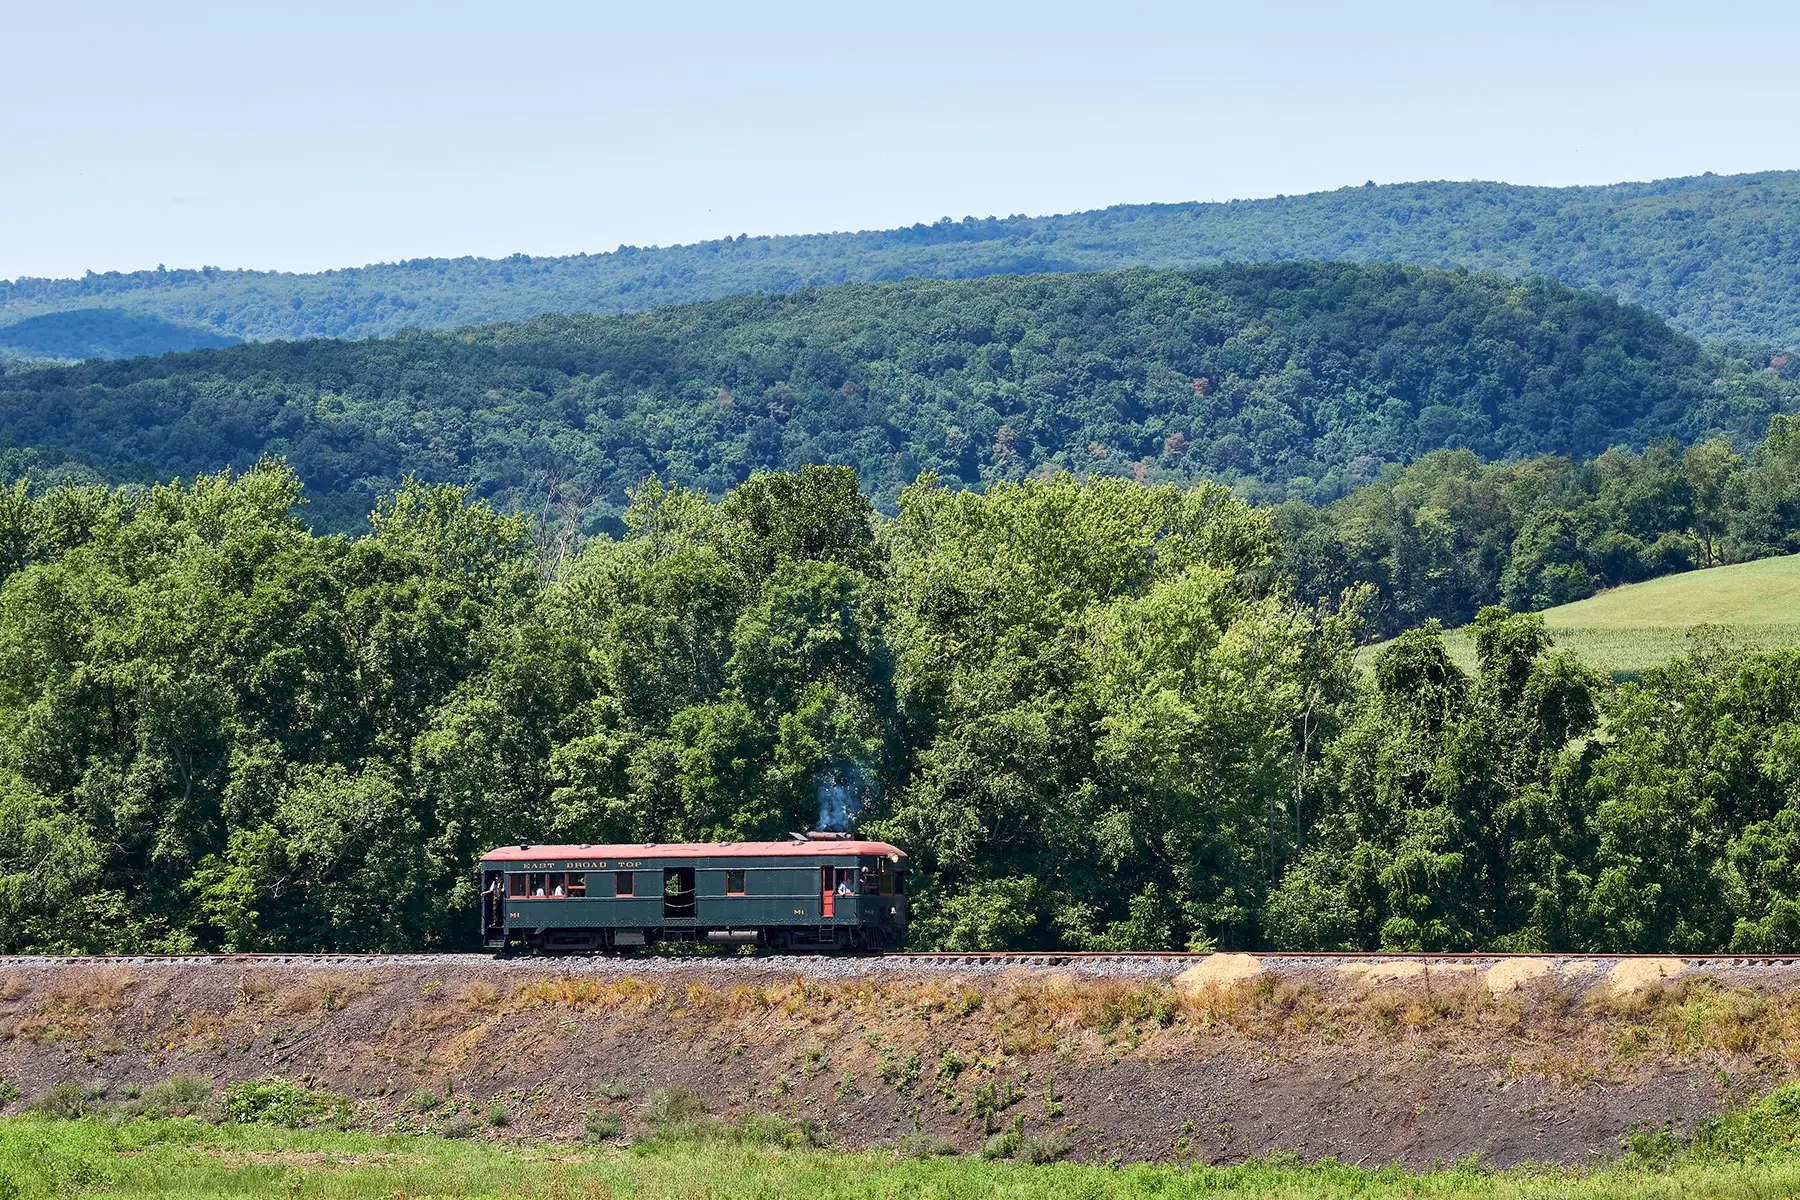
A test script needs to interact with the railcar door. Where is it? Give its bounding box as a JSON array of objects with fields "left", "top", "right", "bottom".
[
  {"left": 482, "top": 870, "right": 504, "bottom": 932},
  {"left": 820, "top": 866, "right": 833, "bottom": 918}
]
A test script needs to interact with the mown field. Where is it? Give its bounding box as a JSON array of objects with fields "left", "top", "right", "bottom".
[
  {"left": 5, "top": 1116, "right": 1800, "bottom": 1200},
  {"left": 1408, "top": 554, "right": 1800, "bottom": 679}
]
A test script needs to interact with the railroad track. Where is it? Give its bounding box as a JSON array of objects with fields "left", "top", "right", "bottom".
[{"left": 4, "top": 951, "right": 1800, "bottom": 967}]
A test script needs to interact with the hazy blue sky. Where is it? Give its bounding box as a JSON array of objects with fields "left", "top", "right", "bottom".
[{"left": 5, "top": 0, "right": 1796, "bottom": 280}]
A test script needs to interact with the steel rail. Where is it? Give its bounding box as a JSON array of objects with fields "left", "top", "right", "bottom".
[{"left": 3, "top": 951, "right": 1800, "bottom": 967}]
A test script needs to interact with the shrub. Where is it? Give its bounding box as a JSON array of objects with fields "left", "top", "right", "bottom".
[
  {"left": 0, "top": 1079, "right": 18, "bottom": 1107},
  {"left": 221, "top": 1077, "right": 349, "bottom": 1128},
  {"left": 441, "top": 1113, "right": 477, "bottom": 1139},
  {"left": 729, "top": 1114, "right": 828, "bottom": 1148},
  {"left": 971, "top": 1078, "right": 1025, "bottom": 1130},
  {"left": 1688, "top": 1083, "right": 1800, "bottom": 1162},
  {"left": 28, "top": 1082, "right": 88, "bottom": 1119},
  {"left": 133, "top": 1075, "right": 212, "bottom": 1117},
  {"left": 584, "top": 1112, "right": 622, "bottom": 1141},
  {"left": 643, "top": 1085, "right": 706, "bottom": 1129},
  {"left": 406, "top": 1086, "right": 447, "bottom": 1113},
  {"left": 980, "top": 1129, "right": 1020, "bottom": 1159},
  {"left": 876, "top": 1049, "right": 921, "bottom": 1088},
  {"left": 485, "top": 1103, "right": 510, "bottom": 1127},
  {"left": 1019, "top": 1131, "right": 1074, "bottom": 1164},
  {"left": 594, "top": 1076, "right": 629, "bottom": 1100},
  {"left": 898, "top": 1132, "right": 959, "bottom": 1158}
]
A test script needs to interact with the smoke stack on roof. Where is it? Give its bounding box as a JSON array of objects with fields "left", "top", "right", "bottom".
[{"left": 805, "top": 831, "right": 853, "bottom": 841}]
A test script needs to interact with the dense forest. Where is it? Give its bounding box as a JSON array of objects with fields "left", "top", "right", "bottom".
[
  {"left": 2, "top": 462, "right": 1799, "bottom": 955},
  {"left": 1286, "top": 414, "right": 1800, "bottom": 637},
  {"left": 4, "top": 171, "right": 1800, "bottom": 360},
  {"left": 0, "top": 264, "right": 1794, "bottom": 532}
]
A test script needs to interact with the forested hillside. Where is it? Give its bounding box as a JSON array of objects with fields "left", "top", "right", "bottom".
[
  {"left": 4, "top": 462, "right": 1800, "bottom": 956},
  {"left": 0, "top": 264, "right": 1793, "bottom": 529},
  {"left": 4, "top": 170, "right": 1800, "bottom": 359},
  {"left": 1282, "top": 413, "right": 1800, "bottom": 637}
]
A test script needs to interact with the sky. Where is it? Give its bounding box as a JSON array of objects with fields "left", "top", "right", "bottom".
[{"left": 4, "top": 0, "right": 1797, "bottom": 281}]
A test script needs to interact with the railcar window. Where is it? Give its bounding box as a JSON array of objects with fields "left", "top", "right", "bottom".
[
  {"left": 508, "top": 874, "right": 526, "bottom": 898},
  {"left": 615, "top": 871, "right": 634, "bottom": 897},
  {"left": 548, "top": 872, "right": 566, "bottom": 897},
  {"left": 726, "top": 869, "right": 745, "bottom": 895},
  {"left": 528, "top": 872, "right": 547, "bottom": 897},
  {"left": 567, "top": 872, "right": 586, "bottom": 897}
]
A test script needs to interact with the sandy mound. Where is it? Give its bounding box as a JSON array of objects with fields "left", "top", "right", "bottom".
[
  {"left": 1173, "top": 954, "right": 1266, "bottom": 994},
  {"left": 1597, "top": 957, "right": 1684, "bottom": 997},
  {"left": 1484, "top": 959, "right": 1554, "bottom": 993}
]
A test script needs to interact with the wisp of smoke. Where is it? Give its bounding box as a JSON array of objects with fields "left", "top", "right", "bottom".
[{"left": 815, "top": 769, "right": 863, "bottom": 832}]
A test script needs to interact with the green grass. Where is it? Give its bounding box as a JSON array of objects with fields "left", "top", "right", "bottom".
[
  {"left": 1386, "top": 555, "right": 1800, "bottom": 680},
  {"left": 6, "top": 1116, "right": 1800, "bottom": 1200}
]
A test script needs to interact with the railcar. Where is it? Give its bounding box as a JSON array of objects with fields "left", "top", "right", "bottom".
[{"left": 477, "top": 832, "right": 908, "bottom": 953}]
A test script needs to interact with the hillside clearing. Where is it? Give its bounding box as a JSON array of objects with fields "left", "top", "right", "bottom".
[{"left": 1390, "top": 554, "right": 1800, "bottom": 678}]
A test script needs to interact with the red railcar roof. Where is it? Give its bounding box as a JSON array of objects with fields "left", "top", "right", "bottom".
[{"left": 479, "top": 840, "right": 906, "bottom": 862}]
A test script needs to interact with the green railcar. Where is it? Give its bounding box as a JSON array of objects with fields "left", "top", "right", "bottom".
[{"left": 477, "top": 833, "right": 908, "bottom": 953}]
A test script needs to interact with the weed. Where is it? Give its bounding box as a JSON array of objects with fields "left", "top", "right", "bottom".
[
  {"left": 771, "top": 1074, "right": 793, "bottom": 1097},
  {"left": 981, "top": 1127, "right": 1021, "bottom": 1160},
  {"left": 485, "top": 1103, "right": 510, "bottom": 1127},
  {"left": 594, "top": 1075, "right": 629, "bottom": 1101},
  {"left": 802, "top": 1046, "right": 828, "bottom": 1075},
  {"left": 644, "top": 1085, "right": 707, "bottom": 1130},
  {"left": 834, "top": 1069, "right": 861, "bottom": 1101},
  {"left": 1019, "top": 1130, "right": 1075, "bottom": 1164},
  {"left": 28, "top": 1082, "right": 88, "bottom": 1119},
  {"left": 971, "top": 1077, "right": 1025, "bottom": 1132},
  {"left": 0, "top": 1079, "right": 17, "bottom": 1107},
  {"left": 441, "top": 1113, "right": 477, "bottom": 1139},
  {"left": 584, "top": 1112, "right": 622, "bottom": 1141},
  {"left": 222, "top": 1077, "right": 350, "bottom": 1128},
  {"left": 133, "top": 1074, "right": 211, "bottom": 1117},
  {"left": 877, "top": 1048, "right": 922, "bottom": 1089},
  {"left": 935, "top": 1049, "right": 969, "bottom": 1090},
  {"left": 897, "top": 1131, "right": 959, "bottom": 1158},
  {"left": 407, "top": 1085, "right": 449, "bottom": 1113}
]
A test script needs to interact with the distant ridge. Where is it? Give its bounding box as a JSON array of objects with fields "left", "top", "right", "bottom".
[
  {"left": 4, "top": 170, "right": 1799, "bottom": 359},
  {"left": 0, "top": 309, "right": 241, "bottom": 362},
  {"left": 2, "top": 263, "right": 1793, "bottom": 531}
]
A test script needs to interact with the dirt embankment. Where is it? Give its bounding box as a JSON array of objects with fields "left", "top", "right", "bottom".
[{"left": 0, "top": 956, "right": 1795, "bottom": 1167}]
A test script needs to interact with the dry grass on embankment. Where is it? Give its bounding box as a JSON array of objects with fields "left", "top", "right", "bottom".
[{"left": 1, "top": 958, "right": 1799, "bottom": 1168}]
